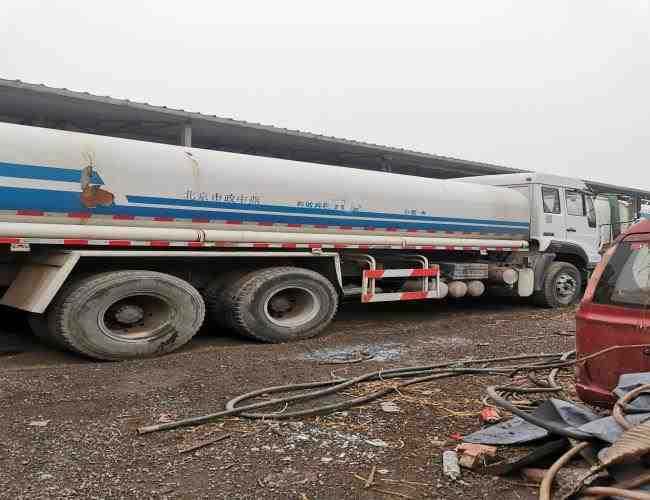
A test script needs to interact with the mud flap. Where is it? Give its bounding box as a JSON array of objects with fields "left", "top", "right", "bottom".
[{"left": 0, "top": 252, "right": 80, "bottom": 313}]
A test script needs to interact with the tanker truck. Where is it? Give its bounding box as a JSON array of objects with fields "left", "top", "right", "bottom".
[{"left": 0, "top": 122, "right": 628, "bottom": 360}]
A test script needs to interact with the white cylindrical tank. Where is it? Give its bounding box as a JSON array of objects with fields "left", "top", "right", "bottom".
[
  {"left": 467, "top": 280, "right": 486, "bottom": 297},
  {"left": 488, "top": 266, "right": 518, "bottom": 285},
  {"left": 0, "top": 122, "right": 530, "bottom": 245},
  {"left": 447, "top": 281, "right": 468, "bottom": 298}
]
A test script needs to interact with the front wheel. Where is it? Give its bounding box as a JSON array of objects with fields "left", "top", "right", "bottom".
[
  {"left": 222, "top": 267, "right": 339, "bottom": 343},
  {"left": 533, "top": 261, "right": 582, "bottom": 308}
]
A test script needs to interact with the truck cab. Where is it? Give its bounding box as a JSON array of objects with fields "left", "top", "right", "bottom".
[
  {"left": 461, "top": 173, "right": 602, "bottom": 268},
  {"left": 459, "top": 173, "right": 638, "bottom": 307}
]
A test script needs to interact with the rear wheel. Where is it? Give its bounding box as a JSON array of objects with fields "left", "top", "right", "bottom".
[
  {"left": 45, "top": 271, "right": 205, "bottom": 360},
  {"left": 203, "top": 270, "right": 249, "bottom": 333},
  {"left": 533, "top": 261, "right": 582, "bottom": 308},
  {"left": 222, "top": 266, "right": 338, "bottom": 343},
  {"left": 28, "top": 313, "right": 61, "bottom": 348}
]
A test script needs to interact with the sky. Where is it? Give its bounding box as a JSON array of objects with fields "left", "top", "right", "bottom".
[{"left": 1, "top": 0, "right": 649, "bottom": 189}]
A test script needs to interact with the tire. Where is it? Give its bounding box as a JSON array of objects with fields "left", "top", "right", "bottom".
[
  {"left": 533, "top": 261, "right": 582, "bottom": 308},
  {"left": 46, "top": 271, "right": 205, "bottom": 361},
  {"left": 221, "top": 266, "right": 339, "bottom": 343},
  {"left": 27, "top": 313, "right": 63, "bottom": 349},
  {"left": 203, "top": 270, "right": 249, "bottom": 332}
]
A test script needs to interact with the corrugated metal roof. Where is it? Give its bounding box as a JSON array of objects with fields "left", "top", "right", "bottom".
[
  {"left": 0, "top": 77, "right": 648, "bottom": 201},
  {"left": 0, "top": 77, "right": 523, "bottom": 177}
]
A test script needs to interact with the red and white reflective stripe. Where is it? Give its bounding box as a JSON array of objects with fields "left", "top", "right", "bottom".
[
  {"left": 0, "top": 237, "right": 526, "bottom": 252},
  {"left": 361, "top": 290, "right": 442, "bottom": 303},
  {"left": 363, "top": 267, "right": 440, "bottom": 279}
]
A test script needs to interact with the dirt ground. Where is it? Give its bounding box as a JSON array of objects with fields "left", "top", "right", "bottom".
[{"left": 0, "top": 297, "right": 578, "bottom": 499}]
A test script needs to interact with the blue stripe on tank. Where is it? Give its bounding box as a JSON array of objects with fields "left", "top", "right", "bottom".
[
  {"left": 0, "top": 161, "right": 104, "bottom": 185},
  {"left": 126, "top": 195, "right": 530, "bottom": 229},
  {"left": 0, "top": 186, "right": 529, "bottom": 236}
]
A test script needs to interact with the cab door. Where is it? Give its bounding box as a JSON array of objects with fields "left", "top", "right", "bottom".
[
  {"left": 538, "top": 185, "right": 565, "bottom": 241},
  {"left": 565, "top": 190, "right": 600, "bottom": 266}
]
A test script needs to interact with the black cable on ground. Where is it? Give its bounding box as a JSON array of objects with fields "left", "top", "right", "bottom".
[{"left": 138, "top": 352, "right": 568, "bottom": 434}]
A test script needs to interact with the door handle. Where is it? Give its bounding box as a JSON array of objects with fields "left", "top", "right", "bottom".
[{"left": 567, "top": 228, "right": 577, "bottom": 232}]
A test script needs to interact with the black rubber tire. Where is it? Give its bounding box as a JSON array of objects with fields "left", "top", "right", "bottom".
[
  {"left": 46, "top": 271, "right": 205, "bottom": 361},
  {"left": 27, "top": 313, "right": 63, "bottom": 349},
  {"left": 222, "top": 266, "right": 338, "bottom": 343},
  {"left": 533, "top": 261, "right": 582, "bottom": 308},
  {"left": 203, "top": 270, "right": 249, "bottom": 332}
]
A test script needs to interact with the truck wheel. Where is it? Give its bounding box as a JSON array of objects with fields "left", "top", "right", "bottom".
[
  {"left": 46, "top": 271, "right": 205, "bottom": 360},
  {"left": 222, "top": 266, "right": 338, "bottom": 343},
  {"left": 203, "top": 270, "right": 248, "bottom": 331},
  {"left": 27, "top": 313, "right": 62, "bottom": 348},
  {"left": 533, "top": 261, "right": 582, "bottom": 308}
]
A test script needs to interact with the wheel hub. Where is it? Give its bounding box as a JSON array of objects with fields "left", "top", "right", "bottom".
[
  {"left": 556, "top": 273, "right": 577, "bottom": 298},
  {"left": 112, "top": 304, "right": 145, "bottom": 325},
  {"left": 264, "top": 286, "right": 319, "bottom": 327},
  {"left": 269, "top": 295, "right": 293, "bottom": 314},
  {"left": 100, "top": 293, "right": 173, "bottom": 342}
]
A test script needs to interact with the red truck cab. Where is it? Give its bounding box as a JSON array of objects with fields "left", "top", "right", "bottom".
[{"left": 576, "top": 219, "right": 650, "bottom": 407}]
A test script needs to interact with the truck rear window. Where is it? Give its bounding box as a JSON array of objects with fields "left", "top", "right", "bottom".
[{"left": 593, "top": 239, "right": 650, "bottom": 308}]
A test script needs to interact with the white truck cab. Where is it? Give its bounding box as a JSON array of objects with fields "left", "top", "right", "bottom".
[{"left": 461, "top": 173, "right": 603, "bottom": 268}]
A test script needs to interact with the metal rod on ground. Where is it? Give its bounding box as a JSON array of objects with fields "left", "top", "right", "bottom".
[
  {"left": 613, "top": 384, "right": 650, "bottom": 430},
  {"left": 539, "top": 442, "right": 590, "bottom": 500},
  {"left": 178, "top": 433, "right": 231, "bottom": 454}
]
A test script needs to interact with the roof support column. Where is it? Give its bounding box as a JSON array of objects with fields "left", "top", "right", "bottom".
[
  {"left": 180, "top": 122, "right": 192, "bottom": 147},
  {"left": 381, "top": 155, "right": 392, "bottom": 173}
]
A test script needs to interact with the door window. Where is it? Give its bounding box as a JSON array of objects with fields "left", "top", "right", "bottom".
[
  {"left": 593, "top": 239, "right": 650, "bottom": 308},
  {"left": 566, "top": 190, "right": 585, "bottom": 216},
  {"left": 542, "top": 187, "right": 561, "bottom": 214}
]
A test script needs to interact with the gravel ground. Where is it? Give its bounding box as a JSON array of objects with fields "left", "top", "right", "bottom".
[{"left": 0, "top": 297, "right": 577, "bottom": 499}]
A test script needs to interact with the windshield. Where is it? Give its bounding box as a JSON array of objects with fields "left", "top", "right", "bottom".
[{"left": 593, "top": 238, "right": 650, "bottom": 308}]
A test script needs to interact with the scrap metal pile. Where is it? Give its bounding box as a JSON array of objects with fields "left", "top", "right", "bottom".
[
  {"left": 138, "top": 345, "right": 650, "bottom": 499},
  {"left": 461, "top": 369, "right": 650, "bottom": 499}
]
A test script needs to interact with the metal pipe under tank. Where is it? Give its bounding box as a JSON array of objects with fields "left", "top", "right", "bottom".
[{"left": 0, "top": 222, "right": 529, "bottom": 249}]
